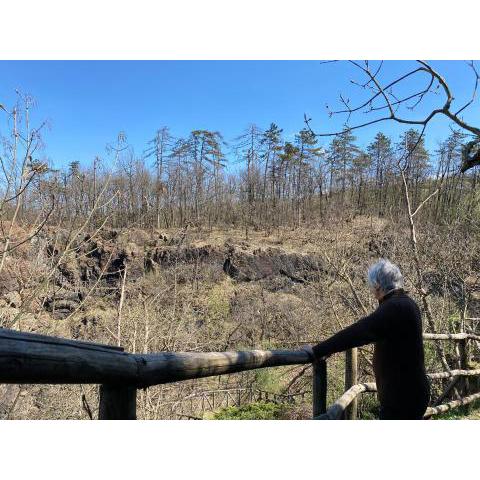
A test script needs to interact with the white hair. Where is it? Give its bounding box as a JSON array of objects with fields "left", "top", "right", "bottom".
[{"left": 367, "top": 259, "right": 404, "bottom": 292}]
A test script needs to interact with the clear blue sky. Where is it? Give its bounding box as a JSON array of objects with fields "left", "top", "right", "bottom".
[{"left": 0, "top": 60, "right": 477, "bottom": 170}]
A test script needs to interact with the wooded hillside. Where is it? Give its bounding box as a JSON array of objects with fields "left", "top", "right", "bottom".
[{"left": 0, "top": 89, "right": 479, "bottom": 419}]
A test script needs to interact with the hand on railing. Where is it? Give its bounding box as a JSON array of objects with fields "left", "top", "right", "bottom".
[{"left": 299, "top": 345, "right": 329, "bottom": 363}]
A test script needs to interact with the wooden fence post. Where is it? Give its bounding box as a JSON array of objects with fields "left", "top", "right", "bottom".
[
  {"left": 313, "top": 359, "right": 327, "bottom": 417},
  {"left": 459, "top": 339, "right": 470, "bottom": 396},
  {"left": 344, "top": 348, "right": 358, "bottom": 419},
  {"left": 98, "top": 385, "right": 137, "bottom": 420}
]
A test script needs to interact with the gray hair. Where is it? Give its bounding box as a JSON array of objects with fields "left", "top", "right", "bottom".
[{"left": 367, "top": 259, "right": 404, "bottom": 292}]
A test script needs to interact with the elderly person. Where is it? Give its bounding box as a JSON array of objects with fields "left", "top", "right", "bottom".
[{"left": 304, "top": 259, "right": 430, "bottom": 420}]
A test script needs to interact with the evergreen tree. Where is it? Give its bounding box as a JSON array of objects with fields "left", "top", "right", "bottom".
[
  {"left": 367, "top": 133, "right": 394, "bottom": 215},
  {"left": 328, "top": 130, "right": 359, "bottom": 206}
]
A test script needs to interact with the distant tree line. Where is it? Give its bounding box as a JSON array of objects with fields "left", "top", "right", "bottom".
[{"left": 1, "top": 94, "right": 479, "bottom": 242}]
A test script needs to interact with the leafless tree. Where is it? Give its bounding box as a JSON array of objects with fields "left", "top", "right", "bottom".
[{"left": 305, "top": 60, "right": 480, "bottom": 172}]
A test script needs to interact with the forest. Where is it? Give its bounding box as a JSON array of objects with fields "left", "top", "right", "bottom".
[
  {"left": 0, "top": 65, "right": 479, "bottom": 419},
  {"left": 3, "top": 0, "right": 480, "bottom": 478}
]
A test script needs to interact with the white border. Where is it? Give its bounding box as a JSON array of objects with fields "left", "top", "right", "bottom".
[
  {"left": 0, "top": 0, "right": 479, "bottom": 59},
  {"left": 1, "top": 0, "right": 479, "bottom": 477},
  {"left": 1, "top": 420, "right": 478, "bottom": 479}
]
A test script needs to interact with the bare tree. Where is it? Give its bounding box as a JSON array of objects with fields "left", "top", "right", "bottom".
[
  {"left": 305, "top": 61, "right": 480, "bottom": 173},
  {"left": 0, "top": 93, "right": 53, "bottom": 275}
]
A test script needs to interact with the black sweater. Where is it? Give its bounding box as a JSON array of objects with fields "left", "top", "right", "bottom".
[{"left": 312, "top": 289, "right": 430, "bottom": 411}]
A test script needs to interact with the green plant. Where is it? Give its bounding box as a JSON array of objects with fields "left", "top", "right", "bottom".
[
  {"left": 206, "top": 280, "right": 233, "bottom": 322},
  {"left": 358, "top": 393, "right": 380, "bottom": 420},
  {"left": 432, "top": 399, "right": 480, "bottom": 420},
  {"left": 253, "top": 368, "right": 285, "bottom": 393},
  {"left": 446, "top": 311, "right": 461, "bottom": 329},
  {"left": 211, "top": 402, "right": 285, "bottom": 420}
]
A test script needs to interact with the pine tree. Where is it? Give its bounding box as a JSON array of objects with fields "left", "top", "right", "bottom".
[
  {"left": 367, "top": 133, "right": 394, "bottom": 215},
  {"left": 144, "top": 127, "right": 173, "bottom": 228},
  {"left": 328, "top": 131, "right": 359, "bottom": 206}
]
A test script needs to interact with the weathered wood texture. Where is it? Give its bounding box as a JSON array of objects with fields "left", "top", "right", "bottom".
[
  {"left": 315, "top": 369, "right": 480, "bottom": 420},
  {"left": 315, "top": 383, "right": 377, "bottom": 420},
  {"left": 344, "top": 348, "right": 358, "bottom": 419},
  {"left": 423, "top": 332, "right": 480, "bottom": 342},
  {"left": 427, "top": 369, "right": 480, "bottom": 380},
  {"left": 0, "top": 328, "right": 311, "bottom": 386},
  {"left": 312, "top": 360, "right": 327, "bottom": 417},
  {"left": 0, "top": 328, "right": 124, "bottom": 351},
  {"left": 0, "top": 328, "right": 137, "bottom": 384},
  {"left": 424, "top": 392, "right": 480, "bottom": 418},
  {"left": 99, "top": 385, "right": 137, "bottom": 420},
  {"left": 136, "top": 350, "right": 311, "bottom": 387},
  {"left": 458, "top": 339, "right": 470, "bottom": 398},
  {"left": 434, "top": 376, "right": 460, "bottom": 406},
  {"left": 3, "top": 327, "right": 480, "bottom": 421}
]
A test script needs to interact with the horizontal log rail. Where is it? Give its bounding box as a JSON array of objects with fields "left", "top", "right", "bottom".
[
  {"left": 0, "top": 328, "right": 124, "bottom": 352},
  {"left": 427, "top": 369, "right": 480, "bottom": 380},
  {"left": 315, "top": 383, "right": 377, "bottom": 420},
  {"left": 137, "top": 350, "right": 311, "bottom": 388},
  {"left": 256, "top": 332, "right": 480, "bottom": 345},
  {"left": 424, "top": 392, "right": 480, "bottom": 417},
  {"left": 1, "top": 326, "right": 480, "bottom": 419},
  {"left": 422, "top": 332, "right": 480, "bottom": 342},
  {"left": 314, "top": 370, "right": 480, "bottom": 420},
  {"left": 0, "top": 328, "right": 310, "bottom": 387}
]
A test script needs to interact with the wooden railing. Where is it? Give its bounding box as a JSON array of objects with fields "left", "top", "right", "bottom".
[
  {"left": 162, "top": 388, "right": 307, "bottom": 419},
  {"left": 315, "top": 333, "right": 480, "bottom": 420},
  {"left": 0, "top": 327, "right": 479, "bottom": 419},
  {"left": 0, "top": 328, "right": 313, "bottom": 419}
]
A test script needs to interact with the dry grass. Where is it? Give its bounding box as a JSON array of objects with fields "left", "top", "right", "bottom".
[{"left": 1, "top": 214, "right": 478, "bottom": 419}]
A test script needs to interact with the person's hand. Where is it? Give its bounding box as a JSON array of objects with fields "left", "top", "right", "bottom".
[
  {"left": 300, "top": 344, "right": 331, "bottom": 362},
  {"left": 300, "top": 344, "right": 315, "bottom": 360}
]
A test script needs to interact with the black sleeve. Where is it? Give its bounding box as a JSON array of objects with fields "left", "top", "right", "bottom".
[{"left": 312, "top": 306, "right": 388, "bottom": 359}]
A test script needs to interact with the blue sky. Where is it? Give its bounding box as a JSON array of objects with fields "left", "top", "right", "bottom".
[{"left": 0, "top": 60, "right": 478, "bottom": 171}]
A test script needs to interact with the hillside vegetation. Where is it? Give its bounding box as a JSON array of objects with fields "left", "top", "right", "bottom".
[
  {"left": 0, "top": 90, "right": 479, "bottom": 419},
  {"left": 0, "top": 214, "right": 478, "bottom": 419}
]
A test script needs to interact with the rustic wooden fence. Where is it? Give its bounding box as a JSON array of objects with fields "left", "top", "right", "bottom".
[
  {"left": 165, "top": 388, "right": 306, "bottom": 419},
  {"left": 0, "top": 327, "right": 479, "bottom": 419},
  {"left": 315, "top": 332, "right": 480, "bottom": 419}
]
